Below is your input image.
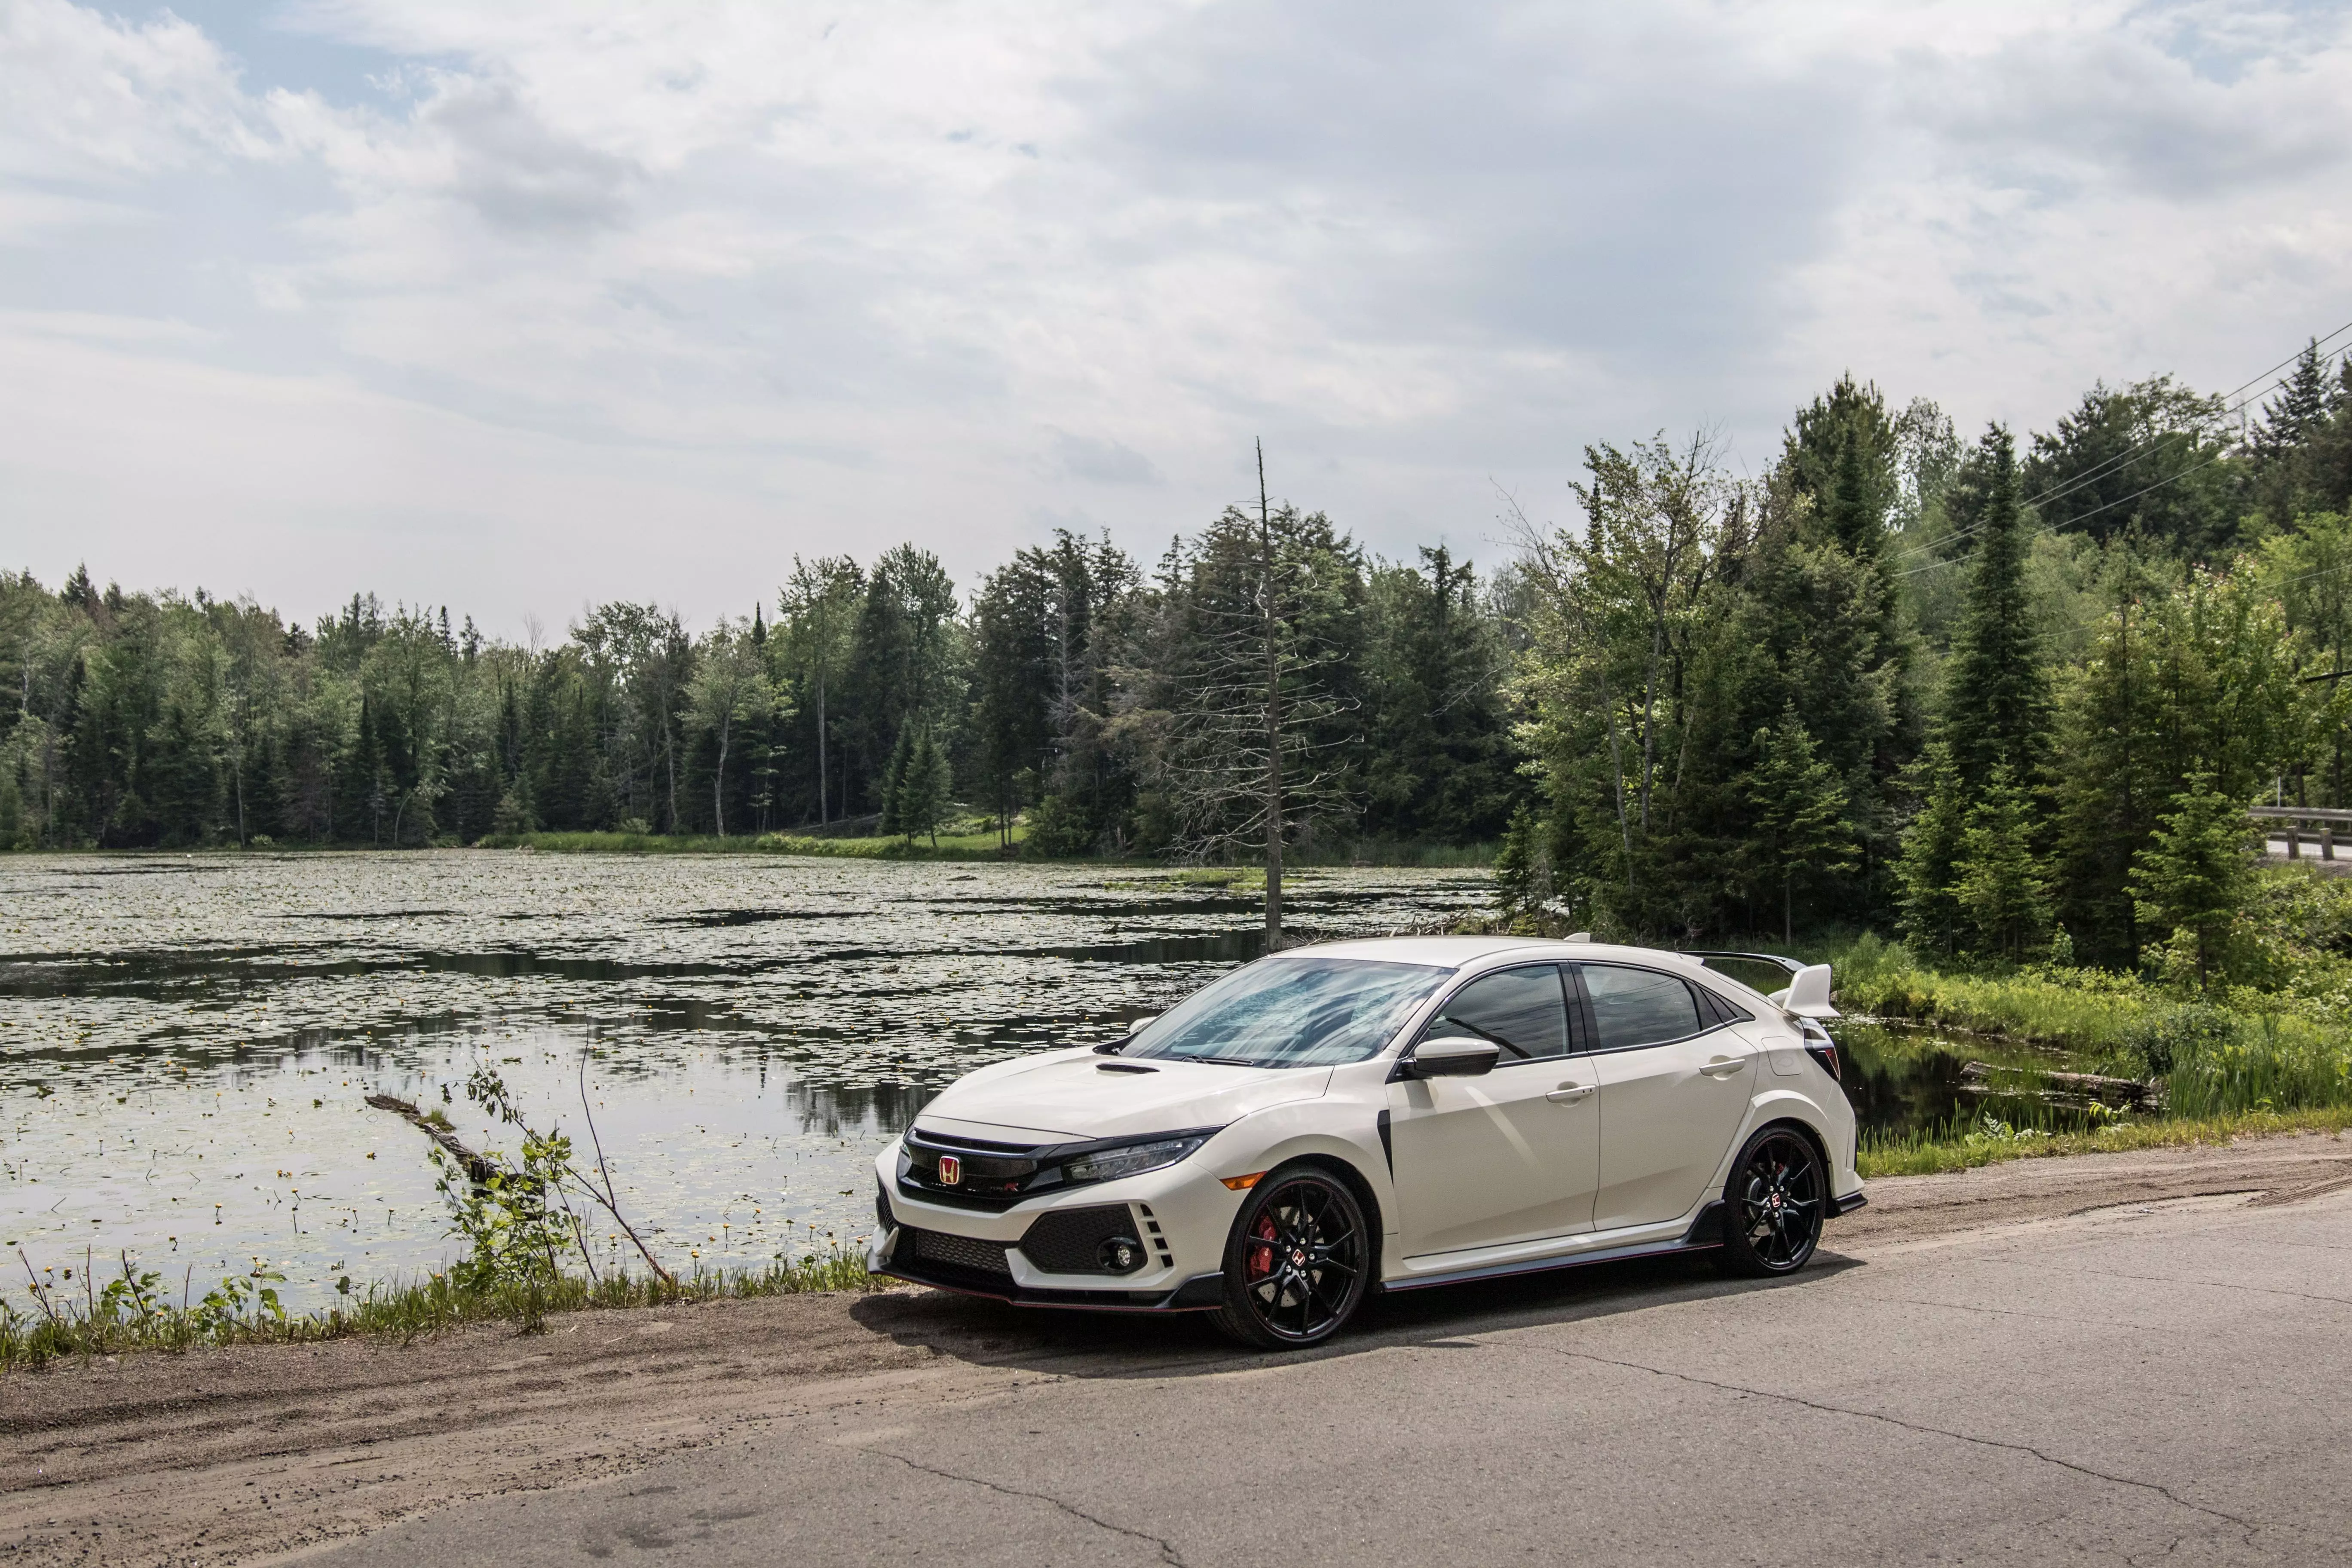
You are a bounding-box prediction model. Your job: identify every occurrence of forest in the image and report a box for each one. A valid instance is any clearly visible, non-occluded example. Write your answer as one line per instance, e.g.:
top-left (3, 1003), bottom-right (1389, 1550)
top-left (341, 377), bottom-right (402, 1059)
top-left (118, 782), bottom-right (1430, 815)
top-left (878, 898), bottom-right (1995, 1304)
top-left (11, 338), bottom-right (2352, 972)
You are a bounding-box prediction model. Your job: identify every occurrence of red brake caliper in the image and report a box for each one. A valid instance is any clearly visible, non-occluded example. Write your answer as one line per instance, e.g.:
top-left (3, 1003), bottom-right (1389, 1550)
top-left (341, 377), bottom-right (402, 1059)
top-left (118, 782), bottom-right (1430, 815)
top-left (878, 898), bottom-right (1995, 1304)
top-left (1247, 1212), bottom-right (1278, 1282)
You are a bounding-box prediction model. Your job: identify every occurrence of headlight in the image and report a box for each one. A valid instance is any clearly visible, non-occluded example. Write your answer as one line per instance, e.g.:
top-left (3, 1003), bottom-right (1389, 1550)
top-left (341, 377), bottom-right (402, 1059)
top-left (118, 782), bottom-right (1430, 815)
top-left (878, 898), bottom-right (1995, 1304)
top-left (1061, 1134), bottom-right (1211, 1184)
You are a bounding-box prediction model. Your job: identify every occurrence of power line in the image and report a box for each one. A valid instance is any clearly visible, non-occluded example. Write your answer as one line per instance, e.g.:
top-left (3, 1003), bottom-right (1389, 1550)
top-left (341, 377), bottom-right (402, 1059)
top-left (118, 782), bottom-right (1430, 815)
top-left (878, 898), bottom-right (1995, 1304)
top-left (2030, 325), bottom-right (2352, 518)
top-left (1903, 331), bottom-right (2348, 565)
top-left (1889, 322), bottom-right (2352, 579)
top-left (1896, 320), bottom-right (2352, 561)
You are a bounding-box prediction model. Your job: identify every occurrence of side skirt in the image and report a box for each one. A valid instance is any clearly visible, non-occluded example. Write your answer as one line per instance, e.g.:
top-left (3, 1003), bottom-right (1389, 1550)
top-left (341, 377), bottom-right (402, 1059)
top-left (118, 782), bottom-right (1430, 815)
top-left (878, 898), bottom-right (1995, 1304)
top-left (1379, 1231), bottom-right (1723, 1295)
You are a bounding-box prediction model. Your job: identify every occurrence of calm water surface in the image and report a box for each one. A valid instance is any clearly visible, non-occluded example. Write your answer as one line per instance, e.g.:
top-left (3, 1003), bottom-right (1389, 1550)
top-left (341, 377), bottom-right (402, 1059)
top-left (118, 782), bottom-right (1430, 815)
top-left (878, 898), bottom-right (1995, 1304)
top-left (0, 852), bottom-right (1488, 1307)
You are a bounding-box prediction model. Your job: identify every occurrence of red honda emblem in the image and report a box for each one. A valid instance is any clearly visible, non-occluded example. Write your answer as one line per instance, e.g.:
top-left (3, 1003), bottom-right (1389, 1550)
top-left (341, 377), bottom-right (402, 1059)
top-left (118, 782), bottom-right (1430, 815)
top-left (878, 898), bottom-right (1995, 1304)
top-left (937, 1154), bottom-right (962, 1186)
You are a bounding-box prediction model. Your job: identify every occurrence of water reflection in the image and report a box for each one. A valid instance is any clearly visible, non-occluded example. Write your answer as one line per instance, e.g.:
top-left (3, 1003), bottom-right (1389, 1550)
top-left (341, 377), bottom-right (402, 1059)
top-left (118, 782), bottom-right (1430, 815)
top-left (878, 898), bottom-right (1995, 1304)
top-left (1831, 1020), bottom-right (2101, 1140)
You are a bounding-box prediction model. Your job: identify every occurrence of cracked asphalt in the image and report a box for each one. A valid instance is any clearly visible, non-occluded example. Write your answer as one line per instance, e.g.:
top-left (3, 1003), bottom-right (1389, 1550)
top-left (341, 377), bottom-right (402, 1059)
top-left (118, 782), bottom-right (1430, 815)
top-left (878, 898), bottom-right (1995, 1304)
top-left (289, 1185), bottom-right (2352, 1567)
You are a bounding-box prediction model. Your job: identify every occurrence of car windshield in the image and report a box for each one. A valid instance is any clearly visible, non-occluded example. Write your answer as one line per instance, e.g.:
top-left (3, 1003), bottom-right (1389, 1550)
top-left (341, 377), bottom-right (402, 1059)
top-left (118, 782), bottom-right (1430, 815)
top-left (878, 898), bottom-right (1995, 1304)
top-left (1124, 956), bottom-right (1452, 1069)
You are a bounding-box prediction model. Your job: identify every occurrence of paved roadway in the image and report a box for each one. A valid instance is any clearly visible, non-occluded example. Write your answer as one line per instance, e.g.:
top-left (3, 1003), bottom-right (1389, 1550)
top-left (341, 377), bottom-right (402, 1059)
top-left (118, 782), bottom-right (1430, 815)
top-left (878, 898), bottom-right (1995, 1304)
top-left (297, 1189), bottom-right (2352, 1567)
top-left (2264, 835), bottom-right (2352, 869)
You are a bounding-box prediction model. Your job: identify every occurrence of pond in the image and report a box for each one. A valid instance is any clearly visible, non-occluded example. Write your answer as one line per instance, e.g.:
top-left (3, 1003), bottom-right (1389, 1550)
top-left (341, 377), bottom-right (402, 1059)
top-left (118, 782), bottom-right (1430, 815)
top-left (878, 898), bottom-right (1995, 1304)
top-left (0, 852), bottom-right (1489, 1309)
top-left (1, 854), bottom-right (2103, 1312)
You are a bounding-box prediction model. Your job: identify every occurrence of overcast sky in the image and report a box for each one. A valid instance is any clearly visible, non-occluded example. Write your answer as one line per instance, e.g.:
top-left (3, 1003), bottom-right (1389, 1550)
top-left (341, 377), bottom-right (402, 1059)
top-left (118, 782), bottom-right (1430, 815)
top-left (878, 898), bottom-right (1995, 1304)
top-left (3, 0), bottom-right (2349, 638)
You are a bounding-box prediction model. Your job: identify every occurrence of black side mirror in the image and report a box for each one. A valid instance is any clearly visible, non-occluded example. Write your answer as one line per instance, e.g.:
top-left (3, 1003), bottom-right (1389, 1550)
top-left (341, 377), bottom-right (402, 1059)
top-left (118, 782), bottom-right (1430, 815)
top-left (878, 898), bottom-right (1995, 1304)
top-left (1405, 1038), bottom-right (1500, 1078)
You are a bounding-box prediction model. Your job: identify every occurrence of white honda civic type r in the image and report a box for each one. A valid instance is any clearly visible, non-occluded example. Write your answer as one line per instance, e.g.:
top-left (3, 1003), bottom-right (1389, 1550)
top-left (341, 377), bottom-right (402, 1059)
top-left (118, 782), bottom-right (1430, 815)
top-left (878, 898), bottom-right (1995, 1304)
top-left (870, 935), bottom-right (1862, 1348)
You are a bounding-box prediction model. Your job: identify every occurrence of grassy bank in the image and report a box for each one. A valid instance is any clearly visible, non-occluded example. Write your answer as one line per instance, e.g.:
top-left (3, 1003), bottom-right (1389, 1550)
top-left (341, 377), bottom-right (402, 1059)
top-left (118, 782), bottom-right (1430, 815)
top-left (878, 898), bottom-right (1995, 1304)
top-left (1807, 929), bottom-right (2352, 1176)
top-left (1858, 1106), bottom-right (2352, 1179)
top-left (477, 823), bottom-right (1029, 859)
top-left (0, 1248), bottom-right (873, 1373)
top-left (473, 830), bottom-right (1495, 867)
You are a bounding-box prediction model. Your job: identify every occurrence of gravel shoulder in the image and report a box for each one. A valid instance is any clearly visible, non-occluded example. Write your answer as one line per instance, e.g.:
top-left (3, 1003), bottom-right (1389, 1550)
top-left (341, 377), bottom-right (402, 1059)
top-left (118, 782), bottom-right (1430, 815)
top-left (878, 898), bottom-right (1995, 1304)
top-left (5, 1129), bottom-right (2349, 1567)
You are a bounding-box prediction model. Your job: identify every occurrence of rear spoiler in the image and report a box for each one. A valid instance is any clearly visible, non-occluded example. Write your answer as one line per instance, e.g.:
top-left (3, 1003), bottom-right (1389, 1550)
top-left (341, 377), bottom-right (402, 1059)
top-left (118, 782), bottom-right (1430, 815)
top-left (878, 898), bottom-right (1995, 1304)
top-left (1681, 950), bottom-right (1839, 1020)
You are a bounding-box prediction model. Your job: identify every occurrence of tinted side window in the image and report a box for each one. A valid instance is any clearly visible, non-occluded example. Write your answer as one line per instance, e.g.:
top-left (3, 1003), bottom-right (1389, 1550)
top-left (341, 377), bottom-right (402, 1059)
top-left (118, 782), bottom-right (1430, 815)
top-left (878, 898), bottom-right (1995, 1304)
top-left (1581, 964), bottom-right (1701, 1050)
top-left (1694, 986), bottom-right (1751, 1027)
top-left (1423, 965), bottom-right (1568, 1063)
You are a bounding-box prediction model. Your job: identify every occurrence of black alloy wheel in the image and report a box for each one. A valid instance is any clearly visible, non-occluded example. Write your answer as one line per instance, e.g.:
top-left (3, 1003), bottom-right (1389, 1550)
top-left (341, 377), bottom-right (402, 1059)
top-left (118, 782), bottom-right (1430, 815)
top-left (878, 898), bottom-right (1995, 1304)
top-left (1719, 1125), bottom-right (1826, 1277)
top-left (1212, 1166), bottom-right (1371, 1350)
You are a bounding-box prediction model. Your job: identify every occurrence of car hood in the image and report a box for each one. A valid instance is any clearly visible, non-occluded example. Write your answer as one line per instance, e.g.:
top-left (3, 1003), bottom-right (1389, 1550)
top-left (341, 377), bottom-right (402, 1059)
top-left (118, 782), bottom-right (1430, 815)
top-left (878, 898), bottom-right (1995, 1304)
top-left (917, 1050), bottom-right (1333, 1142)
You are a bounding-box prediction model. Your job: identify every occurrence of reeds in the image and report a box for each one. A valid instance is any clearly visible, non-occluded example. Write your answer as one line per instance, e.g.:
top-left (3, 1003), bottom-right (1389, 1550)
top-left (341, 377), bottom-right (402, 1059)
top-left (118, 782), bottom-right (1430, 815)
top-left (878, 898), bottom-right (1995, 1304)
top-left (2160, 1012), bottom-right (2352, 1118)
top-left (1824, 934), bottom-right (2159, 1052)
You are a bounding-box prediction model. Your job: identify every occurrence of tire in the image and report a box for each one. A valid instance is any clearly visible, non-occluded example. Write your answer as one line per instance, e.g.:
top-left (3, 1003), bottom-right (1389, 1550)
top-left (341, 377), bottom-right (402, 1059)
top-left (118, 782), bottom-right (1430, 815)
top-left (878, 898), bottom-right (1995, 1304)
top-left (1210, 1164), bottom-right (1372, 1350)
top-left (1717, 1124), bottom-right (1826, 1277)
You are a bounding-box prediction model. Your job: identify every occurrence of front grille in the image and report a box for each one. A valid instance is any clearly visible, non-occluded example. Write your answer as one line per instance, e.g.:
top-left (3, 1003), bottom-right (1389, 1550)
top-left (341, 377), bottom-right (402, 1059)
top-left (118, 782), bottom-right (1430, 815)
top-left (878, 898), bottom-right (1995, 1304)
top-left (899, 1131), bottom-right (1048, 1210)
top-left (1019, 1204), bottom-right (1144, 1275)
top-left (900, 1226), bottom-right (1013, 1279)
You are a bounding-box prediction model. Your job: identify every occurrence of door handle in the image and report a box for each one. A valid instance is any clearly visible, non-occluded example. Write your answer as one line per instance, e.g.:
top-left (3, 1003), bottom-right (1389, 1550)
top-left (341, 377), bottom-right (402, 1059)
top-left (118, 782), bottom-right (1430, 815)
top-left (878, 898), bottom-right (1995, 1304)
top-left (1698, 1059), bottom-right (1746, 1078)
top-left (1546, 1083), bottom-right (1595, 1103)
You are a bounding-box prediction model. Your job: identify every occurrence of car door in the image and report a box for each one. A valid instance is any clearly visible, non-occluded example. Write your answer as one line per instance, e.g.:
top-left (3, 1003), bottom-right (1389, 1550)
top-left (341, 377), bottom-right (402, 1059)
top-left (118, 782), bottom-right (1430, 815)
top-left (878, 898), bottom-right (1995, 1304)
top-left (1386, 963), bottom-right (1599, 1257)
top-left (1577, 962), bottom-right (1756, 1233)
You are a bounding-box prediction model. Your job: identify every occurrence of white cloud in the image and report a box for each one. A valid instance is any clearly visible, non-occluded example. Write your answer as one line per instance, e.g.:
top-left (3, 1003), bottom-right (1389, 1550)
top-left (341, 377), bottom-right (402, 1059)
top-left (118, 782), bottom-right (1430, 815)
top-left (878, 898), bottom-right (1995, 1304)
top-left (0, 0), bottom-right (275, 182)
top-left (2, 0), bottom-right (2350, 629)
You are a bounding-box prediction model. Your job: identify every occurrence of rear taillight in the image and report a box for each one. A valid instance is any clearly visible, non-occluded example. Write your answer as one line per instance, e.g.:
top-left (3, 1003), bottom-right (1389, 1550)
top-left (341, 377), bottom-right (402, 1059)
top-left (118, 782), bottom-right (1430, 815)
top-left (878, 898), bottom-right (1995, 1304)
top-left (1803, 1038), bottom-right (1841, 1084)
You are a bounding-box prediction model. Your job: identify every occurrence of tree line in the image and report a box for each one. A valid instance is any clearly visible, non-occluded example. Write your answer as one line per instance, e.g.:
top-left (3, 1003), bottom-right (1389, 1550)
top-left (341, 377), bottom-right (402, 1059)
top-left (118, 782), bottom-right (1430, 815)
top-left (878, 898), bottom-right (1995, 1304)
top-left (1502, 338), bottom-right (2352, 980)
top-left (0, 507), bottom-right (1516, 863)
top-left (10, 335), bottom-right (2352, 973)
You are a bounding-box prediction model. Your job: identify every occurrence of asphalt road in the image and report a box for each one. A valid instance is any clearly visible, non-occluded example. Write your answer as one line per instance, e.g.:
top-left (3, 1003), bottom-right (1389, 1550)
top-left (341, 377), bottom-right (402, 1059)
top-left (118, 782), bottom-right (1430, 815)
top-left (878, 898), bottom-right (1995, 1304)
top-left (284, 1186), bottom-right (2352, 1568)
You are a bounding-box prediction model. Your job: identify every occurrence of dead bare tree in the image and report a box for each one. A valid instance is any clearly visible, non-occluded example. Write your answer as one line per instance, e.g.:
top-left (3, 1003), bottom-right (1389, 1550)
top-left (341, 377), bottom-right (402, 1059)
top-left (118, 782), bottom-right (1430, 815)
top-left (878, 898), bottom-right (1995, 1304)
top-left (1149, 445), bottom-right (1357, 947)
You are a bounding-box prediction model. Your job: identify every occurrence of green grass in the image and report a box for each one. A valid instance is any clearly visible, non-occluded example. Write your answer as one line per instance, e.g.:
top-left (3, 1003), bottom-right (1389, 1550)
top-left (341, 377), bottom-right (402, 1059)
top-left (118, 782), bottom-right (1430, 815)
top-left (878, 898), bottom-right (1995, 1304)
top-left (0, 1248), bottom-right (876, 1373)
top-left (1817, 934), bottom-right (2159, 1052)
top-left (1858, 1106), bottom-right (2352, 1178)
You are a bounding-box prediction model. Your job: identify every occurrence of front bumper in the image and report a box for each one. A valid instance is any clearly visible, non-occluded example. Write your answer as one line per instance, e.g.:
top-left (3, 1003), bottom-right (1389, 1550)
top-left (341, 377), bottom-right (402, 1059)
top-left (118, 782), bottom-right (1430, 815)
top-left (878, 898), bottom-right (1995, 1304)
top-left (877, 1234), bottom-right (1226, 1311)
top-left (869, 1143), bottom-right (1241, 1311)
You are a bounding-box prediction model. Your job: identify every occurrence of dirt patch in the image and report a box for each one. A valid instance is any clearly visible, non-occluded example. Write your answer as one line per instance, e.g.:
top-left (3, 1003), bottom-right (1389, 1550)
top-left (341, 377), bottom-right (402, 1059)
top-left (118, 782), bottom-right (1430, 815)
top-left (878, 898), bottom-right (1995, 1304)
top-left (5, 1128), bottom-right (2349, 1566)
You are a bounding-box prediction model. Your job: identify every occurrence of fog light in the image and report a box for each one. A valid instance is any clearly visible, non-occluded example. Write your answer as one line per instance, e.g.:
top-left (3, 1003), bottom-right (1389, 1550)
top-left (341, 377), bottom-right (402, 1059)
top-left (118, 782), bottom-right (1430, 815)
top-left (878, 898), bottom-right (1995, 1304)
top-left (1099, 1236), bottom-right (1144, 1273)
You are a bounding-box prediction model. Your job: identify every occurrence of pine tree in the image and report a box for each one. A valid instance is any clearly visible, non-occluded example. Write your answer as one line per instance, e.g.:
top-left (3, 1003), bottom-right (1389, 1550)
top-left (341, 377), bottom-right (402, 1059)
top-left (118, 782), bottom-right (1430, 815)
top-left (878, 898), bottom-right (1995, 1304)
top-left (2260, 339), bottom-right (2330, 453)
top-left (1940, 424), bottom-right (2050, 791)
top-left (1359, 546), bottom-right (1513, 842)
top-left (1491, 803), bottom-right (1556, 928)
top-left (1783, 374), bottom-right (1899, 566)
top-left (876, 724), bottom-right (911, 836)
top-left (2128, 772), bottom-right (2255, 986)
top-left (1896, 741), bottom-right (1967, 956)
top-left (1741, 705), bottom-right (1855, 943)
top-left (1953, 766), bottom-right (2049, 958)
top-left (893, 726), bottom-right (954, 846)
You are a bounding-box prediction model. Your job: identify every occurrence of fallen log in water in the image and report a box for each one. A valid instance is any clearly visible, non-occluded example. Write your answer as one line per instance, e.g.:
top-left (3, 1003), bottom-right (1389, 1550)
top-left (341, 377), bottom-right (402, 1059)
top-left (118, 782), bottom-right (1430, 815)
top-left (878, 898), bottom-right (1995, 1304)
top-left (364, 1093), bottom-right (497, 1183)
top-left (1958, 1060), bottom-right (2165, 1114)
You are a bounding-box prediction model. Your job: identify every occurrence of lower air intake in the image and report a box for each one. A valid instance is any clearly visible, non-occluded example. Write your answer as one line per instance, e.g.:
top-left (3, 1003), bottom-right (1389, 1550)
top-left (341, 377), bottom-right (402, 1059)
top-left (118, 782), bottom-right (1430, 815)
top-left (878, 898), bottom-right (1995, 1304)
top-left (901, 1227), bottom-right (1013, 1279)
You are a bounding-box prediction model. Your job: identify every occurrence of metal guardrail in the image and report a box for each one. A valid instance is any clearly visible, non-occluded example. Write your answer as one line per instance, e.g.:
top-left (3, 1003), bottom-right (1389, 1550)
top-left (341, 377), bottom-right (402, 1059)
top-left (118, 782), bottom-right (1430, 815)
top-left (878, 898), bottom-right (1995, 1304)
top-left (2252, 805), bottom-right (2352, 860)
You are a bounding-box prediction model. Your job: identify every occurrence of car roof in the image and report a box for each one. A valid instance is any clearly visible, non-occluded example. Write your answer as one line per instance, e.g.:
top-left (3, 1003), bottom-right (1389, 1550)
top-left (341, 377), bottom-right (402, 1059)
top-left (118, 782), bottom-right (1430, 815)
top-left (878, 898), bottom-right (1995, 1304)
top-left (1291, 934), bottom-right (1782, 1011)
top-left (1287, 934), bottom-right (1711, 974)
